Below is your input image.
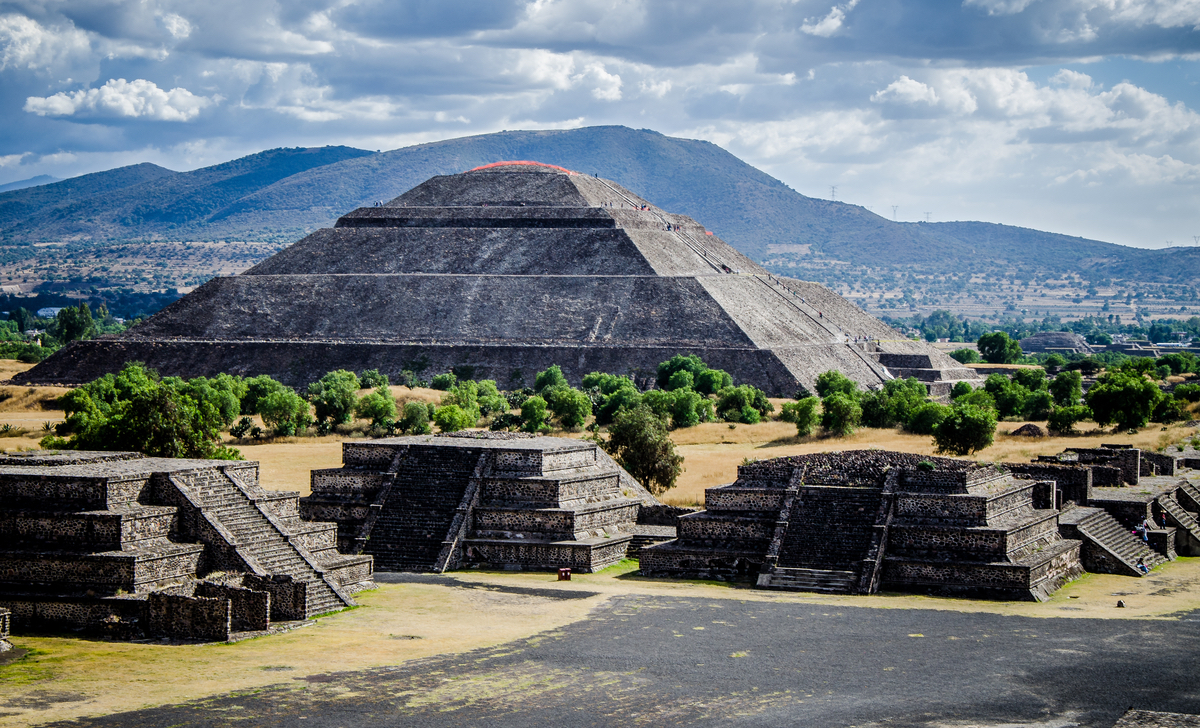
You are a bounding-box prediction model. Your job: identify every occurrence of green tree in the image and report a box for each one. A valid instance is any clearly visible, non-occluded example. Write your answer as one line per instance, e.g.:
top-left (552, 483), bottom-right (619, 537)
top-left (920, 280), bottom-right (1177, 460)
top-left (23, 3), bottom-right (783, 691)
top-left (242, 375), bottom-right (287, 415)
top-left (534, 365), bottom-right (567, 393)
top-left (790, 396), bottom-right (819, 437)
top-left (1043, 353), bottom-right (1067, 372)
top-left (932, 403), bottom-right (997, 456)
top-left (669, 389), bottom-right (704, 428)
top-left (55, 303), bottom-right (95, 342)
top-left (520, 395), bottom-right (550, 432)
top-left (596, 382), bottom-right (642, 425)
top-left (1085, 371), bottom-right (1165, 431)
top-left (694, 368), bottom-right (733, 395)
top-left (983, 374), bottom-right (1030, 419)
top-left (716, 384), bottom-right (772, 424)
top-left (1049, 371), bottom-right (1083, 407)
top-left (434, 404), bottom-right (475, 433)
top-left (359, 369), bottom-right (389, 389)
top-left (1174, 383), bottom-right (1200, 403)
top-left (307, 370), bottom-right (361, 426)
top-left (172, 375), bottom-right (242, 427)
top-left (442, 380), bottom-right (482, 423)
top-left (860, 377), bottom-right (926, 428)
top-left (641, 389), bottom-right (676, 421)
top-left (656, 354), bottom-right (708, 390)
top-left (904, 401), bottom-right (950, 435)
top-left (476, 380), bottom-right (509, 417)
top-left (548, 387), bottom-right (592, 429)
top-left (815, 370), bottom-right (859, 399)
top-left (977, 332), bottom-right (1022, 364)
top-left (355, 386), bottom-right (397, 429)
top-left (949, 348), bottom-right (981, 364)
top-left (258, 389), bottom-right (313, 436)
top-left (666, 370), bottom-right (694, 391)
top-left (820, 392), bottom-right (862, 437)
top-left (430, 372), bottom-right (457, 390)
top-left (43, 363), bottom-right (241, 459)
top-left (951, 381), bottom-right (974, 400)
top-left (1012, 369), bottom-right (1048, 391)
top-left (1152, 397), bottom-right (1184, 424)
top-left (601, 405), bottom-right (683, 495)
top-left (1048, 405), bottom-right (1091, 434)
top-left (10, 307), bottom-right (33, 333)
top-left (398, 401), bottom-right (431, 434)
top-left (1023, 390), bottom-right (1055, 421)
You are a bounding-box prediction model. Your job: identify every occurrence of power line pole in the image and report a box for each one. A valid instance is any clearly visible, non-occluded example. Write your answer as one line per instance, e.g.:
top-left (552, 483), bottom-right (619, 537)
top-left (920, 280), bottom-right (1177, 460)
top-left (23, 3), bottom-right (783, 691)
top-left (1194, 235), bottom-right (1199, 246)
top-left (924, 212), bottom-right (931, 223)
top-left (891, 206), bottom-right (898, 220)
top-left (830, 185), bottom-right (837, 201)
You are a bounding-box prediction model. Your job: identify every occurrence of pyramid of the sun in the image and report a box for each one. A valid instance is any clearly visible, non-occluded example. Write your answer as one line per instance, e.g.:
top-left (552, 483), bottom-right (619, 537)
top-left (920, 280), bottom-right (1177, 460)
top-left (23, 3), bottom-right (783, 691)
top-left (18, 161), bottom-right (977, 395)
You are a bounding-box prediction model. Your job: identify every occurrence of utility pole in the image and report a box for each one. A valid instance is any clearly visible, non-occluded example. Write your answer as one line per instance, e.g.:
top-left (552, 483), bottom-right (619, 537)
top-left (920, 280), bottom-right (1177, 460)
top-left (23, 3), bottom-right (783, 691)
top-left (830, 185), bottom-right (837, 201)
top-left (1194, 235), bottom-right (1199, 246)
top-left (891, 206), bottom-right (898, 220)
top-left (924, 212), bottom-right (931, 223)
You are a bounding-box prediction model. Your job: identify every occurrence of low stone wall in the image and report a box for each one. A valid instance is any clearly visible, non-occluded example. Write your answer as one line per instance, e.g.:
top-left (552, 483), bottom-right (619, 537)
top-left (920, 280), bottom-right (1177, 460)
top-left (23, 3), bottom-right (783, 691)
top-left (146, 592), bottom-right (231, 642)
top-left (463, 536), bottom-right (630, 573)
top-left (636, 504), bottom-right (698, 527)
top-left (244, 574), bottom-right (309, 621)
top-left (1008, 463), bottom-right (1092, 506)
top-left (1141, 452), bottom-right (1176, 477)
top-left (703, 486), bottom-right (785, 513)
top-left (196, 582), bottom-right (270, 632)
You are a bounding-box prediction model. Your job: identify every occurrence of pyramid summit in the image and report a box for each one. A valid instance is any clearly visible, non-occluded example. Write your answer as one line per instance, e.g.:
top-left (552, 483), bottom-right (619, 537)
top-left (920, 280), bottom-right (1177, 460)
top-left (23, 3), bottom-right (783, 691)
top-left (19, 162), bottom-right (976, 395)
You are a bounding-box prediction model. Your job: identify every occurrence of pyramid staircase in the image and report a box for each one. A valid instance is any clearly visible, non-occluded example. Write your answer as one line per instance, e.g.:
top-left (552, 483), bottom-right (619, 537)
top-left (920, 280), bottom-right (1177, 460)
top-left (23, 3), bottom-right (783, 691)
top-left (1059, 507), bottom-right (1167, 577)
top-left (168, 467), bottom-right (354, 618)
top-left (364, 446), bottom-right (482, 571)
top-left (1157, 494), bottom-right (1200, 554)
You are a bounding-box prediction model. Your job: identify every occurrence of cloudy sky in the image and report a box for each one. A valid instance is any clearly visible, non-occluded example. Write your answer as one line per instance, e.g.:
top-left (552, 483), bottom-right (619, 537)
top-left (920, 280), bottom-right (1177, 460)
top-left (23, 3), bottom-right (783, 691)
top-left (1, 0), bottom-right (1198, 249)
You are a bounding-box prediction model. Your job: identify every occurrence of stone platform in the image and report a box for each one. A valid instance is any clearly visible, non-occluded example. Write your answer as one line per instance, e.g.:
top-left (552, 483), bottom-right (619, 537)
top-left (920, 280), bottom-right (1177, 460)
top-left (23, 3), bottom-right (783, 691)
top-left (300, 432), bottom-right (667, 574)
top-left (640, 450), bottom-right (1084, 601)
top-left (0, 452), bottom-right (372, 641)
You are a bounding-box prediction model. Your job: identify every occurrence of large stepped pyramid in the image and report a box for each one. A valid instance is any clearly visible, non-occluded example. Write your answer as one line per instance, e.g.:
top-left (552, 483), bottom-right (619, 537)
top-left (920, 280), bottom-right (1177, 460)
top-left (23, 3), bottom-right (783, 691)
top-left (17, 161), bottom-right (977, 396)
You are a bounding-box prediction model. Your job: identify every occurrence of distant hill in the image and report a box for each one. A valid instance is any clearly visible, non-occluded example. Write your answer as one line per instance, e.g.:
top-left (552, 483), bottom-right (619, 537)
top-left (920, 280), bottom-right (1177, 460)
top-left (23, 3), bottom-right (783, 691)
top-left (0, 147), bottom-right (373, 243)
top-left (0, 175), bottom-right (61, 193)
top-left (0, 126), bottom-right (1193, 282)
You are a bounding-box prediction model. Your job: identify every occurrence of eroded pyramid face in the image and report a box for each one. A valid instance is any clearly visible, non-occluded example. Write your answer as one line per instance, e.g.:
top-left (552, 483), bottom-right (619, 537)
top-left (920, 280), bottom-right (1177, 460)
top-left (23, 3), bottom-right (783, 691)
top-left (19, 162), bottom-right (977, 395)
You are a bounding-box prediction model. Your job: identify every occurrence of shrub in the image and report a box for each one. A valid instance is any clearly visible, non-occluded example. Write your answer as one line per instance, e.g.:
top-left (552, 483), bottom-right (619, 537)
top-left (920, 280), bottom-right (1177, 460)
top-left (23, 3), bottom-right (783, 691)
top-left (1042, 353), bottom-right (1068, 371)
top-left (307, 370), bottom-right (360, 426)
top-left (695, 368), bottom-right (733, 395)
top-left (1086, 371), bottom-right (1165, 431)
top-left (596, 383), bottom-right (642, 425)
top-left (398, 401), bottom-right (431, 434)
top-left (860, 377), bottom-right (926, 428)
top-left (172, 375), bottom-right (242, 426)
top-left (430, 372), bottom-right (457, 390)
top-left (790, 397), bottom-right (819, 437)
top-left (815, 370), bottom-right (858, 399)
top-left (44, 363), bottom-right (242, 459)
top-left (951, 381), bottom-right (974, 400)
top-left (1152, 397), bottom-right (1184, 424)
top-left (1012, 369), bottom-right (1048, 391)
top-left (1049, 371), bottom-right (1083, 407)
top-left (600, 405), bottom-right (683, 495)
top-left (656, 354), bottom-right (707, 390)
top-left (669, 389), bottom-right (705, 428)
top-left (1174, 383), bottom-right (1200, 403)
top-left (1048, 405), bottom-right (1091, 434)
top-left (716, 384), bottom-right (772, 424)
top-left (489, 413), bottom-right (523, 431)
top-left (1023, 390), bottom-right (1055, 421)
top-left (548, 387), bottom-right (593, 429)
top-left (641, 389), bottom-right (676, 421)
top-left (932, 403), bottom-right (997, 456)
top-left (230, 416), bottom-right (253, 438)
top-left (666, 370), bottom-right (694, 391)
top-left (359, 369), bottom-right (389, 389)
top-left (433, 404), bottom-right (473, 433)
top-left (904, 402), bottom-right (950, 435)
top-left (520, 395), bottom-right (550, 432)
top-left (355, 386), bottom-right (397, 428)
top-left (984, 374), bottom-right (1030, 420)
top-left (949, 348), bottom-right (981, 364)
top-left (1160, 352), bottom-right (1197, 375)
top-left (441, 380), bottom-right (482, 423)
top-left (582, 372), bottom-right (634, 395)
top-left (534, 365), bottom-right (567, 393)
top-left (258, 389), bottom-right (313, 437)
top-left (977, 332), bottom-right (1022, 364)
top-left (820, 392), bottom-right (861, 437)
top-left (242, 374), bottom-right (287, 415)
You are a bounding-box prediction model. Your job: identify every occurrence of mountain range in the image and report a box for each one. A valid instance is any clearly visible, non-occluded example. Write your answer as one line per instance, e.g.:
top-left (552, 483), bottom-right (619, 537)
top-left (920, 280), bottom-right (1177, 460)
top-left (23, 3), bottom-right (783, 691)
top-left (1, 126), bottom-right (1194, 283)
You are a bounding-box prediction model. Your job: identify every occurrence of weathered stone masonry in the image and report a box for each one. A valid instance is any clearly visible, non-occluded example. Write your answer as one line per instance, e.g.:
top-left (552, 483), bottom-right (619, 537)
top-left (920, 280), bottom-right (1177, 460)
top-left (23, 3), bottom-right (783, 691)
top-left (0, 451), bottom-right (373, 642)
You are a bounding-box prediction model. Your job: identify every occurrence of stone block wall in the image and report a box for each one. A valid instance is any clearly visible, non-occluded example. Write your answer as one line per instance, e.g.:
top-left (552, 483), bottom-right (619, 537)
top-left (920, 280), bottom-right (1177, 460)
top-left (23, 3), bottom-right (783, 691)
top-left (1008, 463), bottom-right (1092, 506)
top-left (196, 582), bottom-right (270, 632)
top-left (147, 592), bottom-right (231, 642)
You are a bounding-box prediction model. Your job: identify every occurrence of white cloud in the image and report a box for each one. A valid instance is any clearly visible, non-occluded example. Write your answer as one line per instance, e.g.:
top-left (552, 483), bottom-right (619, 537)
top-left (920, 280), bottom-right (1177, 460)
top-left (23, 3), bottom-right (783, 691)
top-left (962, 0), bottom-right (1040, 16)
top-left (24, 78), bottom-right (215, 121)
top-left (871, 76), bottom-right (940, 105)
top-left (0, 14), bottom-right (90, 72)
top-left (159, 13), bottom-right (193, 40)
top-left (0, 153), bottom-right (26, 168)
top-left (581, 62), bottom-right (622, 100)
top-left (801, 0), bottom-right (860, 37)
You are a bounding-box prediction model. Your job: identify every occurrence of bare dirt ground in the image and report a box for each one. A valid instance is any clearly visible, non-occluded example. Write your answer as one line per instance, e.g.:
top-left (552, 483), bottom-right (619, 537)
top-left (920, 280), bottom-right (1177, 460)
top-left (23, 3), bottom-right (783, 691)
top-left (4, 555), bottom-right (1200, 727)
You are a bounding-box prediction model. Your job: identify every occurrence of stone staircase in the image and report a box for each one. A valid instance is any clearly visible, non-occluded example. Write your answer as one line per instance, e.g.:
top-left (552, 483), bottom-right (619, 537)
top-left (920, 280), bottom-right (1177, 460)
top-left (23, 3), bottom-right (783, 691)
top-left (171, 468), bottom-right (349, 617)
top-left (775, 487), bottom-right (884, 571)
top-left (365, 447), bottom-right (482, 571)
top-left (1061, 507), bottom-right (1166, 576)
top-left (757, 567), bottom-right (857, 593)
top-left (1158, 495), bottom-right (1200, 545)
